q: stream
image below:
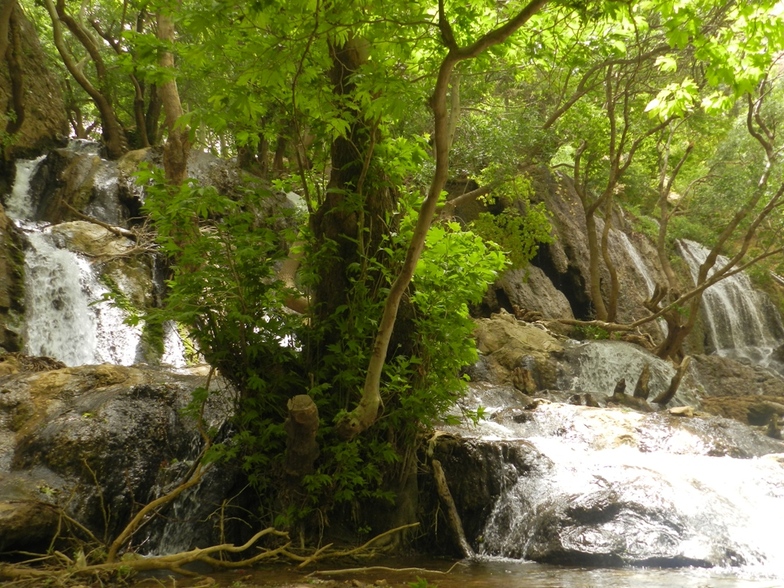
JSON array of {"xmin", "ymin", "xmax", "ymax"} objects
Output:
[{"xmin": 7, "ymin": 150, "xmax": 784, "ymax": 587}]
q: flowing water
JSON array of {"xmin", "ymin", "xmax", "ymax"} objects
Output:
[
  {"xmin": 6, "ymin": 155, "xmax": 185, "ymax": 367},
  {"xmin": 9, "ymin": 152, "xmax": 784, "ymax": 586},
  {"xmin": 438, "ymin": 384, "xmax": 784, "ymax": 585},
  {"xmin": 678, "ymin": 239, "xmax": 784, "ymax": 370},
  {"xmin": 612, "ymin": 229, "xmax": 657, "ymax": 298}
]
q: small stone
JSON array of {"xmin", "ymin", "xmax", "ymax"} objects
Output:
[{"xmin": 669, "ymin": 406, "xmax": 694, "ymax": 417}]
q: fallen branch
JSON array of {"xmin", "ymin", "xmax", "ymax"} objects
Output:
[
  {"xmin": 62, "ymin": 201, "xmax": 139, "ymax": 241},
  {"xmin": 555, "ymin": 318, "xmax": 633, "ymax": 332},
  {"xmin": 296, "ymin": 522, "xmax": 420, "ymax": 568},
  {"xmin": 431, "ymin": 459, "xmax": 474, "ymax": 558}
]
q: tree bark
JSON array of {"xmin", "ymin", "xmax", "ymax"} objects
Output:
[
  {"xmin": 2, "ymin": 2, "xmax": 24, "ymax": 142},
  {"xmin": 43, "ymin": 0, "xmax": 127, "ymax": 159},
  {"xmin": 284, "ymin": 395, "xmax": 320, "ymax": 477},
  {"xmin": 157, "ymin": 12, "xmax": 190, "ymax": 185}
]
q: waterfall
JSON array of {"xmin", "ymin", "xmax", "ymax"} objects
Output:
[
  {"xmin": 6, "ymin": 155, "xmax": 45, "ymax": 220},
  {"xmin": 7, "ymin": 155, "xmax": 185, "ymax": 367},
  {"xmin": 612, "ymin": 229, "xmax": 656, "ymax": 297},
  {"xmin": 443, "ymin": 385, "xmax": 784, "ymax": 577},
  {"xmin": 23, "ymin": 229, "xmax": 142, "ymax": 365},
  {"xmin": 677, "ymin": 239, "xmax": 784, "ymax": 367}
]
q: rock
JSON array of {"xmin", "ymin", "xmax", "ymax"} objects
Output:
[
  {"xmin": 0, "ymin": 204, "xmax": 24, "ymax": 351},
  {"xmin": 0, "ymin": 6, "xmax": 68, "ymax": 166},
  {"xmin": 0, "ymin": 495, "xmax": 61, "ymax": 552},
  {"xmin": 691, "ymin": 355, "xmax": 784, "ymax": 398},
  {"xmin": 473, "ymin": 312, "xmax": 563, "ymax": 390},
  {"xmin": 50, "ymin": 221, "xmax": 134, "ymax": 258},
  {"xmin": 557, "ymin": 340, "xmax": 702, "ymax": 408},
  {"xmin": 669, "ymin": 406, "xmax": 694, "ymax": 417},
  {"xmin": 489, "ymin": 265, "xmax": 574, "ymax": 321},
  {"xmin": 433, "ymin": 398, "xmax": 784, "ymax": 567},
  {"xmin": 29, "ymin": 148, "xmax": 128, "ymax": 225},
  {"xmin": 0, "ymin": 364, "xmax": 239, "ymax": 553}
]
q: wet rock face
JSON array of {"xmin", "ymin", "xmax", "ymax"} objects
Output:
[
  {"xmin": 429, "ymin": 435, "xmax": 538, "ymax": 543},
  {"xmin": 0, "ymin": 205, "xmax": 24, "ymax": 351},
  {"xmin": 28, "ymin": 147, "xmax": 130, "ymax": 226},
  {"xmin": 0, "ymin": 364, "xmax": 236, "ymax": 553}
]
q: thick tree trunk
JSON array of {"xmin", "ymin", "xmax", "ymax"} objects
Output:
[{"xmin": 310, "ymin": 36, "xmax": 397, "ymax": 339}]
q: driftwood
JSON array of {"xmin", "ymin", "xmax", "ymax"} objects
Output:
[
  {"xmin": 62, "ymin": 201, "xmax": 139, "ymax": 241},
  {"xmin": 431, "ymin": 459, "xmax": 474, "ymax": 558}
]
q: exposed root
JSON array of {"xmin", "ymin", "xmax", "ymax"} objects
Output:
[{"xmin": 310, "ymin": 559, "xmax": 463, "ymax": 577}]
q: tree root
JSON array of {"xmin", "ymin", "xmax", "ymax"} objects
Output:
[
  {"xmin": 0, "ymin": 523, "xmax": 424, "ymax": 586},
  {"xmin": 309, "ymin": 559, "xmax": 463, "ymax": 577}
]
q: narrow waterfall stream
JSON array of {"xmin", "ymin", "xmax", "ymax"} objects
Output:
[
  {"xmin": 7, "ymin": 155, "xmax": 185, "ymax": 367},
  {"xmin": 678, "ymin": 239, "xmax": 784, "ymax": 369},
  {"xmin": 612, "ymin": 229, "xmax": 656, "ymax": 297}
]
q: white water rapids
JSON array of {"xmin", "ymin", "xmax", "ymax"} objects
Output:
[{"xmin": 448, "ymin": 384, "xmax": 784, "ymax": 582}]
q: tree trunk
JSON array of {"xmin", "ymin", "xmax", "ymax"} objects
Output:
[
  {"xmin": 310, "ymin": 36, "xmax": 395, "ymax": 329},
  {"xmin": 157, "ymin": 12, "xmax": 190, "ymax": 185},
  {"xmin": 584, "ymin": 210, "xmax": 608, "ymax": 321},
  {"xmin": 336, "ymin": 0, "xmax": 550, "ymax": 439}
]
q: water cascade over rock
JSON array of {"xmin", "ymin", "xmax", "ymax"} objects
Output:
[
  {"xmin": 436, "ymin": 386, "xmax": 784, "ymax": 572},
  {"xmin": 5, "ymin": 150, "xmax": 185, "ymax": 367},
  {"xmin": 421, "ymin": 313, "xmax": 784, "ymax": 581},
  {"xmin": 678, "ymin": 239, "xmax": 784, "ymax": 372}
]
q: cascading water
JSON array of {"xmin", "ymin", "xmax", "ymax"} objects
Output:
[
  {"xmin": 612, "ymin": 229, "xmax": 657, "ymax": 298},
  {"xmin": 677, "ymin": 239, "xmax": 784, "ymax": 370},
  {"xmin": 23, "ymin": 229, "xmax": 141, "ymax": 365},
  {"xmin": 443, "ymin": 384, "xmax": 784, "ymax": 581},
  {"xmin": 6, "ymin": 154, "xmax": 185, "ymax": 367}
]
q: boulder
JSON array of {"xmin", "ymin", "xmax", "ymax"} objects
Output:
[
  {"xmin": 472, "ymin": 312, "xmax": 563, "ymax": 391},
  {"xmin": 490, "ymin": 265, "xmax": 574, "ymax": 321},
  {"xmin": 433, "ymin": 398, "xmax": 784, "ymax": 567},
  {"xmin": 0, "ymin": 363, "xmax": 239, "ymax": 553}
]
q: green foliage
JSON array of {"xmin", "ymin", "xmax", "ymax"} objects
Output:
[
  {"xmin": 138, "ymin": 164, "xmax": 306, "ymax": 501},
  {"xmin": 409, "ymin": 578, "xmax": 437, "ymax": 588},
  {"xmin": 574, "ymin": 324, "xmax": 610, "ymax": 341},
  {"xmin": 469, "ymin": 173, "xmax": 553, "ymax": 269},
  {"xmin": 139, "ymin": 154, "xmax": 506, "ymax": 527},
  {"xmin": 472, "ymin": 205, "xmax": 552, "ymax": 269}
]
